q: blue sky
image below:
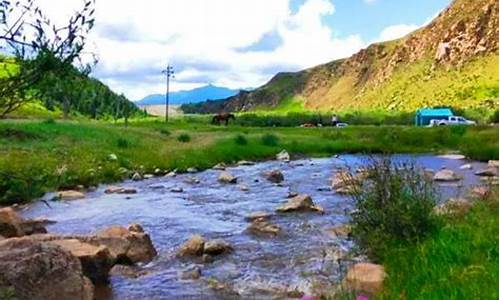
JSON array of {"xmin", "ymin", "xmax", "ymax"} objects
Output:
[
  {"xmin": 294, "ymin": 0, "xmax": 451, "ymax": 41},
  {"xmin": 40, "ymin": 0, "xmax": 452, "ymax": 100}
]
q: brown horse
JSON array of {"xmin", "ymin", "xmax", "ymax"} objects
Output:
[{"xmin": 212, "ymin": 113, "xmax": 235, "ymax": 126}]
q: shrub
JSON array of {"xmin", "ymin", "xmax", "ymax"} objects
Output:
[
  {"xmin": 0, "ymin": 169, "xmax": 49, "ymax": 205},
  {"xmin": 234, "ymin": 134, "xmax": 248, "ymax": 145},
  {"xmin": 43, "ymin": 118, "xmax": 56, "ymax": 124},
  {"xmin": 348, "ymin": 158, "xmax": 438, "ymax": 260},
  {"xmin": 159, "ymin": 128, "xmax": 171, "ymax": 136},
  {"xmin": 177, "ymin": 133, "xmax": 191, "ymax": 143},
  {"xmin": 261, "ymin": 133, "xmax": 279, "ymax": 146},
  {"xmin": 117, "ymin": 137, "xmax": 131, "ymax": 148}
]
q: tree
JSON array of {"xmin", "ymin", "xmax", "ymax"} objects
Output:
[{"xmin": 0, "ymin": 0, "xmax": 96, "ymax": 118}]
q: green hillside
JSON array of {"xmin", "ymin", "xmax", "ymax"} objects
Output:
[{"xmin": 0, "ymin": 55, "xmax": 140, "ymax": 119}]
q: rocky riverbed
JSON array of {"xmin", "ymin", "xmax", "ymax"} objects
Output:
[{"xmin": 3, "ymin": 154, "xmax": 496, "ymax": 299}]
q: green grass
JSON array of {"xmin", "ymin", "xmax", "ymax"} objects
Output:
[
  {"xmin": 379, "ymin": 199, "xmax": 498, "ymax": 300},
  {"xmin": 361, "ymin": 54, "xmax": 499, "ymax": 112},
  {"xmin": 0, "ymin": 119, "xmax": 497, "ymax": 204}
]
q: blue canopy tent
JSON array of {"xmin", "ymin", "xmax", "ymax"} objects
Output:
[{"xmin": 415, "ymin": 108, "xmax": 453, "ymax": 126}]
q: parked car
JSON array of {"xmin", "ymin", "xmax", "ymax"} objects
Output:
[
  {"xmin": 429, "ymin": 116, "xmax": 476, "ymax": 126},
  {"xmin": 335, "ymin": 122, "xmax": 349, "ymax": 128}
]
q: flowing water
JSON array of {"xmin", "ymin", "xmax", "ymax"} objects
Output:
[{"xmin": 21, "ymin": 155, "xmax": 488, "ymax": 299}]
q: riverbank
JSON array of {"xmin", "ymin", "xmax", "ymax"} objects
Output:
[
  {"xmin": 0, "ymin": 119, "xmax": 498, "ymax": 204},
  {"xmin": 11, "ymin": 154, "xmax": 497, "ymax": 299},
  {"xmin": 379, "ymin": 195, "xmax": 498, "ymax": 299}
]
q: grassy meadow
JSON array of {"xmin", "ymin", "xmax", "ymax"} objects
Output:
[
  {"xmin": 0, "ymin": 117, "xmax": 498, "ymax": 205},
  {"xmin": 379, "ymin": 196, "xmax": 498, "ymax": 300},
  {"xmin": 0, "ymin": 115, "xmax": 498, "ymax": 300}
]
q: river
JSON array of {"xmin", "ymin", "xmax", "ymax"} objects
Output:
[{"xmin": 21, "ymin": 154, "xmax": 487, "ymax": 299}]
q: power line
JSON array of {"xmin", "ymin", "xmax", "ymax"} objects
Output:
[{"xmin": 161, "ymin": 64, "xmax": 174, "ymax": 122}]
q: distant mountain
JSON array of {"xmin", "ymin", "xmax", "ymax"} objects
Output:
[
  {"xmin": 136, "ymin": 84, "xmax": 239, "ymax": 105},
  {"xmin": 185, "ymin": 0, "xmax": 498, "ymax": 113}
]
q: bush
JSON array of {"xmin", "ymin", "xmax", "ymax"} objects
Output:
[
  {"xmin": 43, "ymin": 118, "xmax": 56, "ymax": 124},
  {"xmin": 177, "ymin": 133, "xmax": 191, "ymax": 143},
  {"xmin": 117, "ymin": 137, "xmax": 131, "ymax": 148},
  {"xmin": 159, "ymin": 128, "xmax": 171, "ymax": 136},
  {"xmin": 349, "ymin": 158, "xmax": 438, "ymax": 260},
  {"xmin": 261, "ymin": 133, "xmax": 279, "ymax": 146},
  {"xmin": 234, "ymin": 134, "xmax": 248, "ymax": 145},
  {"xmin": 0, "ymin": 169, "xmax": 49, "ymax": 205}
]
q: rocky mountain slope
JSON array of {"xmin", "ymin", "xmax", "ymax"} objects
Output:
[{"xmin": 187, "ymin": 0, "xmax": 498, "ymax": 113}]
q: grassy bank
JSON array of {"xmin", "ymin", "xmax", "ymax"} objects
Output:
[
  {"xmin": 180, "ymin": 109, "xmax": 498, "ymax": 127},
  {"xmin": 380, "ymin": 198, "xmax": 498, "ymax": 299},
  {"xmin": 333, "ymin": 159, "xmax": 499, "ymax": 300},
  {"xmin": 0, "ymin": 119, "xmax": 498, "ymax": 204}
]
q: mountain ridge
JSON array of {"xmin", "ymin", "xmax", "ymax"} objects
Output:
[
  {"xmin": 136, "ymin": 84, "xmax": 239, "ymax": 105},
  {"xmin": 184, "ymin": 0, "xmax": 498, "ymax": 114}
]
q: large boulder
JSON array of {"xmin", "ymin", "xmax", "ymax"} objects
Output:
[
  {"xmin": 178, "ymin": 235, "xmax": 205, "ymax": 257},
  {"xmin": 0, "ymin": 237, "xmax": 94, "ymax": 300},
  {"xmin": 0, "ymin": 208, "xmax": 24, "ymax": 238},
  {"xmin": 88, "ymin": 226, "xmax": 157, "ymax": 264},
  {"xmin": 343, "ymin": 263, "xmax": 386, "ymax": 296},
  {"xmin": 48, "ymin": 239, "xmax": 113, "ymax": 284},
  {"xmin": 218, "ymin": 171, "xmax": 237, "ymax": 184},
  {"xmin": 488, "ymin": 160, "xmax": 499, "ymax": 168},
  {"xmin": 0, "ymin": 208, "xmax": 51, "ymax": 238},
  {"xmin": 433, "ymin": 169, "xmax": 461, "ymax": 182},
  {"xmin": 276, "ymin": 194, "xmax": 324, "ymax": 213},
  {"xmin": 57, "ymin": 190, "xmax": 85, "ymax": 200}
]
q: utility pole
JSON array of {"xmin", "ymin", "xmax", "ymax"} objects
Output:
[{"xmin": 162, "ymin": 64, "xmax": 174, "ymax": 122}]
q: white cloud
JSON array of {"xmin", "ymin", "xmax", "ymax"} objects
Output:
[
  {"xmin": 376, "ymin": 24, "xmax": 419, "ymax": 42},
  {"xmin": 36, "ymin": 0, "xmax": 365, "ymax": 100}
]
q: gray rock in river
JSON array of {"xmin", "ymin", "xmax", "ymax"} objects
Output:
[
  {"xmin": 203, "ymin": 239, "xmax": 233, "ymax": 256},
  {"xmin": 265, "ymin": 169, "xmax": 284, "ymax": 183},
  {"xmin": 178, "ymin": 235, "xmax": 205, "ymax": 256},
  {"xmin": 213, "ymin": 163, "xmax": 227, "ymax": 170},
  {"xmin": 218, "ymin": 171, "xmax": 238, "ymax": 184},
  {"xmin": 276, "ymin": 150, "xmax": 290, "ymax": 162},
  {"xmin": 475, "ymin": 167, "xmax": 498, "ymax": 177},
  {"xmin": 57, "ymin": 190, "xmax": 86, "ymax": 200},
  {"xmin": 245, "ymin": 211, "xmax": 272, "ymax": 221},
  {"xmin": 0, "ymin": 237, "xmax": 95, "ymax": 300},
  {"xmin": 433, "ymin": 169, "xmax": 461, "ymax": 182},
  {"xmin": 131, "ymin": 172, "xmax": 142, "ymax": 181},
  {"xmin": 247, "ymin": 218, "xmax": 281, "ymax": 235},
  {"xmin": 181, "ymin": 266, "xmax": 202, "ymax": 280},
  {"xmin": 276, "ymin": 194, "xmax": 324, "ymax": 213}
]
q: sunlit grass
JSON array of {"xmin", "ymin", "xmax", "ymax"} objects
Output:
[{"xmin": 0, "ymin": 119, "xmax": 497, "ymax": 204}]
